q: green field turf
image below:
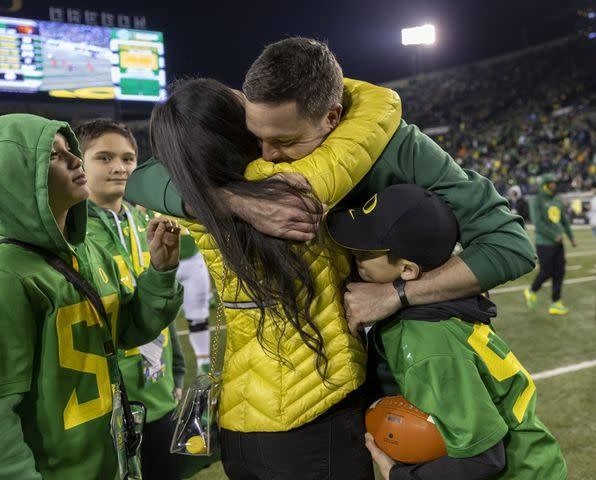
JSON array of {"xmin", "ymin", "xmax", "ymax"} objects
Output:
[{"xmin": 174, "ymin": 227, "xmax": 596, "ymax": 480}]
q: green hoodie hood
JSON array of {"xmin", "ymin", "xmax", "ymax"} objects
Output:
[{"xmin": 0, "ymin": 114, "xmax": 87, "ymax": 254}]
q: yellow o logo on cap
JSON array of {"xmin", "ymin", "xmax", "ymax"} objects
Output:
[{"xmin": 363, "ymin": 194, "xmax": 378, "ymax": 214}]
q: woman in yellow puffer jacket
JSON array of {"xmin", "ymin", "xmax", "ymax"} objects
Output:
[{"xmin": 149, "ymin": 77, "xmax": 401, "ymax": 479}]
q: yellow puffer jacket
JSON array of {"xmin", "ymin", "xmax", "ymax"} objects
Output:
[{"xmin": 182, "ymin": 79, "xmax": 401, "ymax": 432}]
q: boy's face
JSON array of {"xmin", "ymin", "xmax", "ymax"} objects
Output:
[
  {"xmin": 353, "ymin": 251, "xmax": 404, "ymax": 283},
  {"xmin": 48, "ymin": 133, "xmax": 89, "ymax": 213},
  {"xmin": 82, "ymin": 132, "xmax": 137, "ymax": 206}
]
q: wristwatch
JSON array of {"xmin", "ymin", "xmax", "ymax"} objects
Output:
[{"xmin": 392, "ymin": 278, "xmax": 410, "ymax": 308}]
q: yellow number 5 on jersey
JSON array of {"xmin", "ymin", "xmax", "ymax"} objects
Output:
[
  {"xmin": 56, "ymin": 294, "xmax": 119, "ymax": 430},
  {"xmin": 467, "ymin": 324, "xmax": 536, "ymax": 423}
]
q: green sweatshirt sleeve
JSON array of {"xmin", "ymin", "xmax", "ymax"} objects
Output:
[
  {"xmin": 118, "ymin": 264, "xmax": 184, "ymax": 349},
  {"xmin": 0, "ymin": 395, "xmax": 42, "ymax": 480},
  {"xmin": 169, "ymin": 323, "xmax": 186, "ymax": 389},
  {"xmin": 529, "ymin": 196, "xmax": 564, "ymax": 243},
  {"xmin": 358, "ymin": 120, "xmax": 536, "ymax": 291},
  {"xmin": 125, "ymin": 159, "xmax": 188, "ymax": 218}
]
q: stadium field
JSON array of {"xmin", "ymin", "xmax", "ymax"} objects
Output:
[{"xmin": 175, "ymin": 227, "xmax": 596, "ymax": 480}]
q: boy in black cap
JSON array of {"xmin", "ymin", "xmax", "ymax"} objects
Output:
[{"xmin": 327, "ymin": 184, "xmax": 566, "ymax": 480}]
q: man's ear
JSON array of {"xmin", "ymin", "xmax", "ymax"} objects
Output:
[
  {"xmin": 325, "ymin": 103, "xmax": 343, "ymax": 129},
  {"xmin": 400, "ymin": 261, "xmax": 420, "ymax": 281}
]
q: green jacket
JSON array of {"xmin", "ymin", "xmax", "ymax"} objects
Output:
[
  {"xmin": 87, "ymin": 201, "xmax": 186, "ymax": 423},
  {"xmin": 379, "ymin": 318, "xmax": 566, "ymax": 479},
  {"xmin": 529, "ymin": 179, "xmax": 573, "ymax": 246},
  {"xmin": 0, "ymin": 115, "xmax": 183, "ymax": 480},
  {"xmin": 125, "ymin": 120, "xmax": 535, "ymax": 292}
]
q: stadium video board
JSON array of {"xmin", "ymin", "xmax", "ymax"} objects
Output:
[{"xmin": 0, "ymin": 15, "xmax": 166, "ymax": 101}]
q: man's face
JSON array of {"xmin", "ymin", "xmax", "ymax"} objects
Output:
[
  {"xmin": 547, "ymin": 182, "xmax": 557, "ymax": 194},
  {"xmin": 82, "ymin": 133, "xmax": 137, "ymax": 205},
  {"xmin": 245, "ymin": 100, "xmax": 341, "ymax": 162}
]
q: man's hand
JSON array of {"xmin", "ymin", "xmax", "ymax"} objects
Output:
[
  {"xmin": 224, "ymin": 174, "xmax": 325, "ymax": 242},
  {"xmin": 365, "ymin": 433, "xmax": 395, "ymax": 480},
  {"xmin": 570, "ymin": 238, "xmax": 577, "ymax": 248},
  {"xmin": 344, "ymin": 282, "xmax": 400, "ymax": 336},
  {"xmin": 147, "ymin": 217, "xmax": 181, "ymax": 271}
]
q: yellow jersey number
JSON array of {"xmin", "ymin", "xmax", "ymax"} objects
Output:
[
  {"xmin": 56, "ymin": 294, "xmax": 119, "ymax": 430},
  {"xmin": 467, "ymin": 324, "xmax": 536, "ymax": 423}
]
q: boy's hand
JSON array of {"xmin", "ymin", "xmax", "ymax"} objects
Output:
[
  {"xmin": 147, "ymin": 217, "xmax": 181, "ymax": 271},
  {"xmin": 344, "ymin": 282, "xmax": 401, "ymax": 336},
  {"xmin": 365, "ymin": 433, "xmax": 395, "ymax": 480}
]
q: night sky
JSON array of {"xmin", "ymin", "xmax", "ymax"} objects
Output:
[{"xmin": 14, "ymin": 0, "xmax": 592, "ymax": 87}]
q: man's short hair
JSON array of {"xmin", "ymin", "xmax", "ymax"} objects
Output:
[
  {"xmin": 243, "ymin": 37, "xmax": 343, "ymax": 120},
  {"xmin": 74, "ymin": 118, "xmax": 138, "ymax": 155}
]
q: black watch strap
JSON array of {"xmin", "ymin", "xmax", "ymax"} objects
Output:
[{"xmin": 392, "ymin": 278, "xmax": 410, "ymax": 308}]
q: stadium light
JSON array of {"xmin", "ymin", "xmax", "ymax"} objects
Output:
[{"xmin": 401, "ymin": 24, "xmax": 436, "ymax": 46}]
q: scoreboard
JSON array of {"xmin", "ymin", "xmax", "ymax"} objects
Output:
[{"xmin": 0, "ymin": 16, "xmax": 166, "ymax": 102}]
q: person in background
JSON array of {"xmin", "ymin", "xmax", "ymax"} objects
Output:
[
  {"xmin": 177, "ymin": 230, "xmax": 212, "ymax": 373},
  {"xmin": 75, "ymin": 119, "xmax": 186, "ymax": 480},
  {"xmin": 525, "ymin": 173, "xmax": 576, "ymax": 315}
]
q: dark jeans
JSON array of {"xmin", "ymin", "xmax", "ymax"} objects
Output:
[
  {"xmin": 220, "ymin": 389, "xmax": 374, "ymax": 480},
  {"xmin": 140, "ymin": 410, "xmax": 182, "ymax": 480},
  {"xmin": 531, "ymin": 243, "xmax": 566, "ymax": 301}
]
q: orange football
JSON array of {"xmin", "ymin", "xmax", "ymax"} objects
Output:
[{"xmin": 365, "ymin": 395, "xmax": 447, "ymax": 463}]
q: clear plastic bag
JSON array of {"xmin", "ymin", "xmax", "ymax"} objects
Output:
[{"xmin": 170, "ymin": 374, "xmax": 221, "ymax": 456}]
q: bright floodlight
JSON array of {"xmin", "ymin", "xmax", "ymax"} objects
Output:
[{"xmin": 401, "ymin": 24, "xmax": 436, "ymax": 46}]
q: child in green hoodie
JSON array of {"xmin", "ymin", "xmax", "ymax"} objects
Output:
[
  {"xmin": 75, "ymin": 119, "xmax": 187, "ymax": 480},
  {"xmin": 327, "ymin": 184, "xmax": 566, "ymax": 480},
  {"xmin": 0, "ymin": 114, "xmax": 183, "ymax": 480}
]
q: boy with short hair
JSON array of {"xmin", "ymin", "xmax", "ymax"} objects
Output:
[
  {"xmin": 327, "ymin": 184, "xmax": 567, "ymax": 480},
  {"xmin": 75, "ymin": 119, "xmax": 186, "ymax": 480}
]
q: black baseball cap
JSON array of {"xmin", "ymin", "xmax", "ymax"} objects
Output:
[{"xmin": 326, "ymin": 184, "xmax": 459, "ymax": 270}]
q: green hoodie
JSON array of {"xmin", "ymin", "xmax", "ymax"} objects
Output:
[
  {"xmin": 0, "ymin": 115, "xmax": 183, "ymax": 480},
  {"xmin": 87, "ymin": 200, "xmax": 186, "ymax": 423},
  {"xmin": 529, "ymin": 175, "xmax": 574, "ymax": 246}
]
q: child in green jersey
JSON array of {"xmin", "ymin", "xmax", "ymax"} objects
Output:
[
  {"xmin": 327, "ymin": 184, "xmax": 567, "ymax": 480},
  {"xmin": 0, "ymin": 114, "xmax": 183, "ymax": 480},
  {"xmin": 75, "ymin": 119, "xmax": 189, "ymax": 480}
]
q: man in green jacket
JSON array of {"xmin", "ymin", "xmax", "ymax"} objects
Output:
[
  {"xmin": 525, "ymin": 173, "xmax": 576, "ymax": 315},
  {"xmin": 126, "ymin": 37, "xmax": 535, "ymax": 331},
  {"xmin": 0, "ymin": 114, "xmax": 183, "ymax": 480},
  {"xmin": 76, "ymin": 119, "xmax": 187, "ymax": 480}
]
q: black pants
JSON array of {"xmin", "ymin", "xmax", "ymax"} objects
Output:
[
  {"xmin": 140, "ymin": 411, "xmax": 182, "ymax": 480},
  {"xmin": 531, "ymin": 243, "xmax": 566, "ymax": 301},
  {"xmin": 220, "ymin": 389, "xmax": 374, "ymax": 480}
]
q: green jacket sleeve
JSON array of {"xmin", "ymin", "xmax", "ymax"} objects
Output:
[
  {"xmin": 125, "ymin": 159, "xmax": 188, "ymax": 218},
  {"xmin": 118, "ymin": 264, "xmax": 184, "ymax": 349},
  {"xmin": 0, "ymin": 395, "xmax": 42, "ymax": 480},
  {"xmin": 529, "ymin": 196, "xmax": 564, "ymax": 243},
  {"xmin": 366, "ymin": 121, "xmax": 536, "ymax": 291},
  {"xmin": 169, "ymin": 323, "xmax": 186, "ymax": 389}
]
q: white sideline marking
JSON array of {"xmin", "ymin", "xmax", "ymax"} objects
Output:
[
  {"xmin": 566, "ymin": 265, "xmax": 582, "ymax": 271},
  {"xmin": 491, "ymin": 276, "xmax": 596, "ymax": 294},
  {"xmin": 533, "ymin": 360, "xmax": 596, "ymax": 381},
  {"xmin": 567, "ymin": 250, "xmax": 596, "ymax": 258}
]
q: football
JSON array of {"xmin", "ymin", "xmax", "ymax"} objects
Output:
[{"xmin": 365, "ymin": 395, "xmax": 447, "ymax": 463}]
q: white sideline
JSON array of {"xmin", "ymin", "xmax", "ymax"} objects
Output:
[
  {"xmin": 491, "ymin": 275, "xmax": 596, "ymax": 294},
  {"xmin": 532, "ymin": 359, "xmax": 596, "ymax": 381}
]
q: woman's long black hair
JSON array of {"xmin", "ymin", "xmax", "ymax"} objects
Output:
[{"xmin": 150, "ymin": 78, "xmax": 328, "ymax": 378}]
